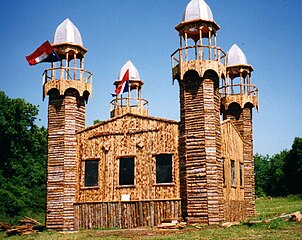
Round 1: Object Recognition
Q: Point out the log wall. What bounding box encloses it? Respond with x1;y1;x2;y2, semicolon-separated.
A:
178;74;224;225
74;200;181;230
47;90;86;231
241;107;256;217
221;120;245;221
75;114;180;229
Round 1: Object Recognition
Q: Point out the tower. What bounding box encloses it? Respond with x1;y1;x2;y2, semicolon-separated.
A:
110;60;148;117
43;18;92;231
221;44;258;217
171;0;225;224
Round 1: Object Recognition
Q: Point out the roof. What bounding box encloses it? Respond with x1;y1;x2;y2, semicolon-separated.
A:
78;112;179;134
118;60;140;80
53;18;83;46
182;0;214;22
226;44;248;67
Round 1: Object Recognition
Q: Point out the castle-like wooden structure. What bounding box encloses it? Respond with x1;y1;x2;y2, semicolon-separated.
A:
40;0;259;231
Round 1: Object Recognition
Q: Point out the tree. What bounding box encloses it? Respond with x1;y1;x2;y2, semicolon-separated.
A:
267;150;288;196
0;91;47;220
284;137;302;194
254;154;270;197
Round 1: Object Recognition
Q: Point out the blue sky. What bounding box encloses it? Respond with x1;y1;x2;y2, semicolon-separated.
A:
0;0;301;156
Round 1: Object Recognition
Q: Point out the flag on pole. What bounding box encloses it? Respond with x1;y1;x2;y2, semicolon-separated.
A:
115;69;129;95
25;41;60;66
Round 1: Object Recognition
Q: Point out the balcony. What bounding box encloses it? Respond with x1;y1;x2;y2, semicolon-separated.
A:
43;67;92;99
110;97;149;118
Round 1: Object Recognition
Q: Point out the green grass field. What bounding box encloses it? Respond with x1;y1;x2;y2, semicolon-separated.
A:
1;196;302;240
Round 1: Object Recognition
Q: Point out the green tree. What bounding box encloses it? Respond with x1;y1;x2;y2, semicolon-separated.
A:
0;91;47;221
284;137;302;194
254;153;270;197
267;150;288;196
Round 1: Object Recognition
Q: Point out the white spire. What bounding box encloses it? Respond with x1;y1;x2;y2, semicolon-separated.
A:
118;60;140;80
53;18;83;46
182;0;214;22
226;44;248;67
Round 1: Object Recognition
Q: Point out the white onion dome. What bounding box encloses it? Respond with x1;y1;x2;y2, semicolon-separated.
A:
118;60;140;80
226;44;248;67
53;18;83;46
182;0;214;22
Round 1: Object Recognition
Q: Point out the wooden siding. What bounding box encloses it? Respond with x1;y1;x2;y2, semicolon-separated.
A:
221;120;245;221
178;76;224;225
76;113;180;213
47;91;86;231
74;200;181;230
242;108;256;217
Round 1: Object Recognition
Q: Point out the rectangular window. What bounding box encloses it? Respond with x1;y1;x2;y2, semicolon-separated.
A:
240;163;243;187
231;160;236;186
84;160;99;187
156;154;173;183
119;157;134;186
222;158;225;185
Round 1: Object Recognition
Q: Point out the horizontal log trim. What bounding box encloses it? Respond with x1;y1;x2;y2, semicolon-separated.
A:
75;199;182;204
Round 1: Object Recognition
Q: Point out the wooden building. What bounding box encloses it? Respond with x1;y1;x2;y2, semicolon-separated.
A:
38;0;259;232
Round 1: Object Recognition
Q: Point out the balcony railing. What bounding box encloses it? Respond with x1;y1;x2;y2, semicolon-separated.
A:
220;83;258;98
43;67;92;84
171;45;226;68
110;97;148;110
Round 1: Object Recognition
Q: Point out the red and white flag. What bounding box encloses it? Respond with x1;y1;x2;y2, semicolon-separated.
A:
115;69;129;95
26;41;59;66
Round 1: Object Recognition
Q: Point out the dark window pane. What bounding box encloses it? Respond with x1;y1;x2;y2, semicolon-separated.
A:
84;160;98;187
231;160;236;186
156;154;173;183
240;163;243;186
119;157;134;185
222;158;225;185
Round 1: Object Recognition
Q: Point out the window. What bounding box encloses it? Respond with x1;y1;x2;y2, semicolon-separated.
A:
222;158;225;185
231;160;236;186
240;163;243;187
84;160;99;187
156;154;173;184
119;157;134;186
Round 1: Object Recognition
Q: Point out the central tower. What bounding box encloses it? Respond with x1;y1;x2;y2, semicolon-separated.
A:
110;60;148;117
171;0;225;224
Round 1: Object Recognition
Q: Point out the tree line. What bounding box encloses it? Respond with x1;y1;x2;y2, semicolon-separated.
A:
254;137;302;197
0;91;301;222
0;91;47;222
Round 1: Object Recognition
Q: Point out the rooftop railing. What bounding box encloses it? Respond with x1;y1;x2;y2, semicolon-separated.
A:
43;67;92;84
171;45;226;68
110;97;149;111
220;83;258;98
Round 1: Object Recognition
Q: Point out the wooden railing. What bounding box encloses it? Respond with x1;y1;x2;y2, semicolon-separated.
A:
171;45;226;68
220;83;258;98
110;97;148;111
43;67;92;84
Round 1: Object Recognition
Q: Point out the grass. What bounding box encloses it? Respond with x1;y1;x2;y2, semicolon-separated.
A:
1;196;302;240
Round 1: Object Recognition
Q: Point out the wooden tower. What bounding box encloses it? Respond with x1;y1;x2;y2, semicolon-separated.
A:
43;18;92;231
171;0;225;224
220;44;258;218
110;60;148;117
